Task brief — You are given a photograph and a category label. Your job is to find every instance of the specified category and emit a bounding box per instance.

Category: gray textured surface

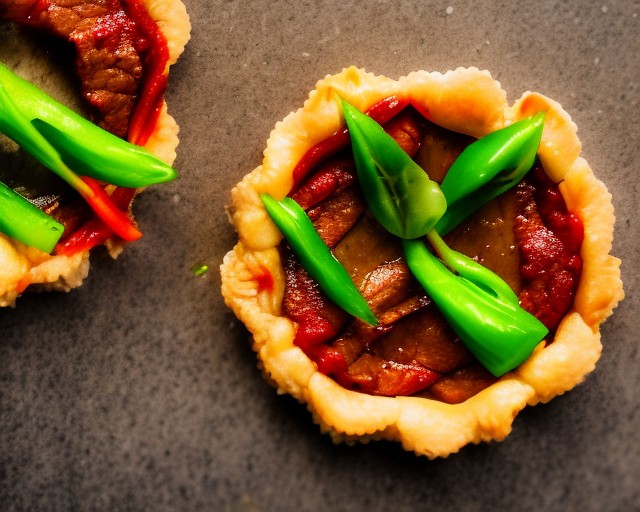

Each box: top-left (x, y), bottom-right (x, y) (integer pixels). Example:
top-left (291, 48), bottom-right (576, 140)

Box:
top-left (1, 0), bottom-right (638, 510)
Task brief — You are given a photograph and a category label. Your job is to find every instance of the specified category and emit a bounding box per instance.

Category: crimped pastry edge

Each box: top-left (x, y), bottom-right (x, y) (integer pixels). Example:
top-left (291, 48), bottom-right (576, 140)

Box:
top-left (220, 66), bottom-right (623, 458)
top-left (0, 0), bottom-right (191, 306)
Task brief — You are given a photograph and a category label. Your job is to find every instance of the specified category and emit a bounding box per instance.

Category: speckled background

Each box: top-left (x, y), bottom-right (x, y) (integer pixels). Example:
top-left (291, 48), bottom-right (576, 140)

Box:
top-left (1, 1), bottom-right (638, 510)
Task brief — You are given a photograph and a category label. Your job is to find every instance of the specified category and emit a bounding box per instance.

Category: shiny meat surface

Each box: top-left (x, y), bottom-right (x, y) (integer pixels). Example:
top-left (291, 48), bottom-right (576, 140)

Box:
top-left (1, 0), bottom-right (145, 138)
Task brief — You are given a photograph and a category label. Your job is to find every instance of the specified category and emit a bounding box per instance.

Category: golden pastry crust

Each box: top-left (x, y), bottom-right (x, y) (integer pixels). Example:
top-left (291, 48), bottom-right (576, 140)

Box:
top-left (141, 0), bottom-right (191, 165)
top-left (220, 67), bottom-right (624, 458)
top-left (0, 0), bottom-right (190, 306)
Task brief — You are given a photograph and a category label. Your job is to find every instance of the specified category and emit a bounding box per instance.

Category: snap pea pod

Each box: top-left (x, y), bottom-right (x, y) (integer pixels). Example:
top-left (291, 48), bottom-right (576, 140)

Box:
top-left (0, 79), bottom-right (141, 243)
top-left (403, 237), bottom-right (548, 377)
top-left (0, 63), bottom-right (176, 188)
top-left (0, 180), bottom-right (64, 253)
top-left (260, 193), bottom-right (377, 326)
top-left (435, 112), bottom-right (546, 235)
top-left (341, 98), bottom-right (446, 239)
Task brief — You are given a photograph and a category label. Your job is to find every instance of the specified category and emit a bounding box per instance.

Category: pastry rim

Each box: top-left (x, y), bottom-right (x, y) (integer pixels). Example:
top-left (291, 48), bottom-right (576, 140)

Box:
top-left (220, 66), bottom-right (624, 458)
top-left (0, 0), bottom-right (191, 306)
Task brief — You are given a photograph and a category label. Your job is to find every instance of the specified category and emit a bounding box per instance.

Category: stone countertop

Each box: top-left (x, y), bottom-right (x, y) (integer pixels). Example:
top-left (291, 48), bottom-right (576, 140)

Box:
top-left (1, 1), bottom-right (638, 510)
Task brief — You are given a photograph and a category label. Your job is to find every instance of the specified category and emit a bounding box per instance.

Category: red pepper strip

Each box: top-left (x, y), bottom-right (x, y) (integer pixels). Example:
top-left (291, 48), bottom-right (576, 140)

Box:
top-left (79, 176), bottom-right (141, 241)
top-left (56, 186), bottom-right (137, 255)
top-left (312, 345), bottom-right (353, 389)
top-left (291, 96), bottom-right (410, 187)
top-left (123, 0), bottom-right (170, 146)
top-left (289, 158), bottom-right (355, 210)
top-left (78, 176), bottom-right (140, 239)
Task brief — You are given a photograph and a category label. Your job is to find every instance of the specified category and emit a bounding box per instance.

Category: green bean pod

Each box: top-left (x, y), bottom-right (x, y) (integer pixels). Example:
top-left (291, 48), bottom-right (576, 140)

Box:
top-left (403, 237), bottom-right (548, 377)
top-left (261, 193), bottom-right (378, 326)
top-left (0, 79), bottom-right (143, 243)
top-left (0, 63), bottom-right (176, 188)
top-left (0, 180), bottom-right (64, 253)
top-left (341, 98), bottom-right (446, 239)
top-left (435, 112), bottom-right (545, 235)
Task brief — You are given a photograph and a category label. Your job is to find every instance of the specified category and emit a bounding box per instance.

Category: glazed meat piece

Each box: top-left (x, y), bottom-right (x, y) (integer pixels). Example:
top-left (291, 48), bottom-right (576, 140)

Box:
top-left (421, 364), bottom-right (498, 404)
top-left (290, 155), bottom-right (357, 210)
top-left (282, 252), bottom-right (350, 350)
top-left (1, 0), bottom-right (145, 137)
top-left (307, 186), bottom-right (365, 248)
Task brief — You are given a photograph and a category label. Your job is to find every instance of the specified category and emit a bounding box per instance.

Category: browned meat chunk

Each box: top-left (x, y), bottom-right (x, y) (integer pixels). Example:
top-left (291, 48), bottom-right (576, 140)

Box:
top-left (515, 165), bottom-right (583, 331)
top-left (1, 0), bottom-right (145, 137)
top-left (307, 186), bottom-right (365, 249)
top-left (421, 364), bottom-right (498, 404)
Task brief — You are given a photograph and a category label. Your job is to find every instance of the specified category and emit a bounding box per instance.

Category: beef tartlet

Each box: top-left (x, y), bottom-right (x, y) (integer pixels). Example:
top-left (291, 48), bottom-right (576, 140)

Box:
top-left (0, 0), bottom-right (190, 306)
top-left (221, 67), bottom-right (623, 458)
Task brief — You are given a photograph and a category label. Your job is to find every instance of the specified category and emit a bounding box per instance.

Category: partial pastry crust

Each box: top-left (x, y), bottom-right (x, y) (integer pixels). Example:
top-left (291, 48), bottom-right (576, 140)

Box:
top-left (220, 67), bottom-right (624, 458)
top-left (141, 0), bottom-right (191, 165)
top-left (0, 0), bottom-right (190, 306)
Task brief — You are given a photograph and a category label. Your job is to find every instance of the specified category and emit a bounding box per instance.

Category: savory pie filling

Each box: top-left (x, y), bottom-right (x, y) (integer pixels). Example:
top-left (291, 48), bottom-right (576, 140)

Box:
top-left (281, 102), bottom-right (583, 403)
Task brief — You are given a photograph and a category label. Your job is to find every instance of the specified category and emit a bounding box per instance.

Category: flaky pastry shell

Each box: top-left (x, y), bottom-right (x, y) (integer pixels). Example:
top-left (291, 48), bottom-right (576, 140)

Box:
top-left (0, 0), bottom-right (190, 307)
top-left (220, 67), bottom-right (623, 458)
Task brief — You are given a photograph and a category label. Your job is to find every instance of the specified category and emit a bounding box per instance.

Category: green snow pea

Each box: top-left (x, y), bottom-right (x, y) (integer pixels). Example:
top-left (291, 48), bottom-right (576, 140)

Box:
top-left (0, 63), bottom-right (176, 188)
top-left (341, 98), bottom-right (446, 239)
top-left (0, 180), bottom-right (64, 253)
top-left (404, 235), bottom-right (548, 377)
top-left (435, 112), bottom-right (546, 235)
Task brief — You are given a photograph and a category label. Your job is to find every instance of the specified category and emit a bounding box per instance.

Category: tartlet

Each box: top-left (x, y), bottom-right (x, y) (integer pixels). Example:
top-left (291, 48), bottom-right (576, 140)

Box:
top-left (0, 0), bottom-right (191, 306)
top-left (221, 67), bottom-right (623, 458)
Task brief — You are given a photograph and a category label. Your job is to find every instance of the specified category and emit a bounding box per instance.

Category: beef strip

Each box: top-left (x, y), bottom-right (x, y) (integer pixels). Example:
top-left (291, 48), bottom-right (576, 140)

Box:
top-left (347, 355), bottom-right (440, 397)
top-left (418, 364), bottom-right (498, 404)
top-left (382, 108), bottom-right (427, 158)
top-left (282, 252), bottom-right (350, 352)
top-left (290, 155), bottom-right (357, 210)
top-left (1, 0), bottom-right (145, 137)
